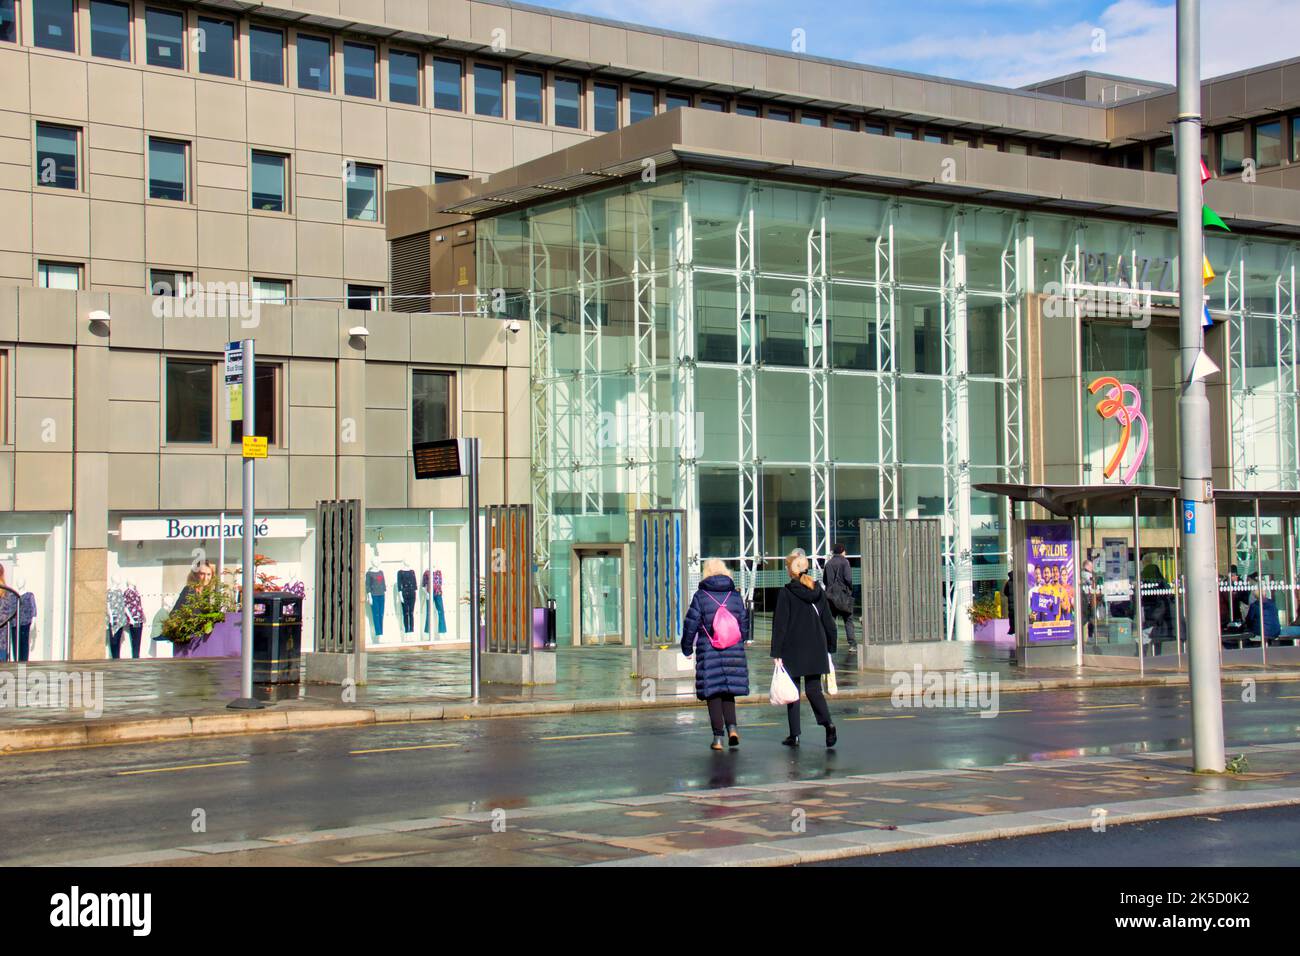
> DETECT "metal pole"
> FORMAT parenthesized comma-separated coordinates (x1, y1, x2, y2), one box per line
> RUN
(427, 508, 434, 641)
(1133, 494, 1144, 677)
(467, 437, 481, 698)
(218, 510, 226, 592)
(1255, 496, 1267, 666)
(1171, 497, 1183, 668)
(229, 338, 262, 709)
(1176, 0, 1225, 771)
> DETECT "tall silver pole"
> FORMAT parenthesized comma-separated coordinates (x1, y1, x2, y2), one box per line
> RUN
(467, 437, 480, 698)
(229, 338, 262, 708)
(1176, 0, 1225, 771)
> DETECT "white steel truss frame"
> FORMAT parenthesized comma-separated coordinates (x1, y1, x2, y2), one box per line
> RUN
(672, 200, 700, 571)
(577, 197, 604, 515)
(1277, 247, 1299, 488)
(940, 211, 972, 642)
(875, 203, 899, 518)
(807, 191, 831, 567)
(736, 184, 760, 598)
(1000, 218, 1027, 487)
(631, 191, 659, 505)
(528, 216, 555, 596)
(1225, 239, 1251, 484)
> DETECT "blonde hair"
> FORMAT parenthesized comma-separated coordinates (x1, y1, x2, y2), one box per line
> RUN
(701, 558, 732, 579)
(785, 550, 814, 589)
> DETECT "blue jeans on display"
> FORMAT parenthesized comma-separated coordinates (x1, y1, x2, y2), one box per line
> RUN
(370, 593, 385, 636)
(432, 593, 446, 634)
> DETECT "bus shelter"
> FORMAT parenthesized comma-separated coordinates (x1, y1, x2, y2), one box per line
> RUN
(975, 483, 1300, 674)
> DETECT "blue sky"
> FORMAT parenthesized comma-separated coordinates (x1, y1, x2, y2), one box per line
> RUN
(542, 0, 1300, 88)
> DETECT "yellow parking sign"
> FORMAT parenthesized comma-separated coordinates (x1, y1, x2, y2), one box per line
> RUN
(242, 436, 268, 459)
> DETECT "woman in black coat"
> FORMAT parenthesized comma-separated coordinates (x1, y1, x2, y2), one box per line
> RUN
(770, 550, 837, 748)
(682, 559, 750, 751)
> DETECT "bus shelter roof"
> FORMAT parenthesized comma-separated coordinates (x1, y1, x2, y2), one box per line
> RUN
(974, 483, 1300, 519)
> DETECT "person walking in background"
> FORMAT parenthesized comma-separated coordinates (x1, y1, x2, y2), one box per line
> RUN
(771, 549, 837, 748)
(823, 542, 857, 650)
(1003, 570, 1016, 637)
(682, 559, 750, 751)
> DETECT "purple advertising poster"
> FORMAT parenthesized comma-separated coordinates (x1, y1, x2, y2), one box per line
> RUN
(1025, 522, 1076, 644)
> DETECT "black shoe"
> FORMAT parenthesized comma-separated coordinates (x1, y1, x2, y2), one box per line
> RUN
(711, 736, 724, 751)
(825, 724, 838, 748)
(728, 726, 740, 748)
(781, 735, 800, 747)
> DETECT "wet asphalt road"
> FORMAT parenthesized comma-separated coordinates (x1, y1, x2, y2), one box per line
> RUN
(1, 679, 1297, 865)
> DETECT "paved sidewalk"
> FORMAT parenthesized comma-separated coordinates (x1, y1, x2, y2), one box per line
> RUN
(2, 643, 1298, 753)
(61, 742, 1300, 867)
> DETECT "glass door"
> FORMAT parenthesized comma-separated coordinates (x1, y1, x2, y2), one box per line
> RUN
(578, 552, 624, 645)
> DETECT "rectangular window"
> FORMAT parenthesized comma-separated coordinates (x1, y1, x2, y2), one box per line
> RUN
(593, 83, 618, 132)
(629, 88, 655, 124)
(90, 0, 131, 61)
(251, 278, 289, 303)
(230, 363, 278, 444)
(250, 151, 287, 212)
(412, 370, 453, 445)
(699, 98, 726, 112)
(343, 41, 376, 98)
(389, 50, 420, 105)
(1256, 120, 1282, 168)
(864, 123, 886, 136)
(0, 0, 15, 44)
(433, 57, 462, 111)
(165, 359, 214, 445)
(296, 33, 331, 91)
(346, 285, 384, 310)
(767, 107, 792, 122)
(893, 127, 915, 140)
(34, 0, 76, 52)
(197, 17, 235, 77)
(736, 103, 759, 118)
(145, 7, 184, 69)
(1037, 145, 1061, 160)
(473, 63, 503, 117)
(434, 171, 467, 184)
(952, 135, 971, 148)
(665, 92, 691, 112)
(1294, 116, 1300, 163)
(831, 117, 854, 131)
(148, 137, 187, 201)
(1218, 128, 1245, 175)
(249, 25, 284, 85)
(980, 140, 1001, 151)
(800, 113, 825, 127)
(35, 123, 78, 190)
(1006, 141, 1028, 154)
(38, 261, 80, 289)
(515, 70, 542, 123)
(923, 131, 945, 144)
(345, 162, 380, 221)
(1153, 142, 1175, 174)
(554, 77, 581, 128)
(149, 269, 191, 296)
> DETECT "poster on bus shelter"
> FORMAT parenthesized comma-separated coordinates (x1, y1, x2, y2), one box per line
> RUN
(1025, 522, 1076, 644)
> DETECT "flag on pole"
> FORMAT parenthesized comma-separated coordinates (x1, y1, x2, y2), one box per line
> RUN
(1203, 205, 1230, 231)
(1203, 305, 1214, 328)
(1203, 255, 1216, 285)
(1200, 159, 1212, 184)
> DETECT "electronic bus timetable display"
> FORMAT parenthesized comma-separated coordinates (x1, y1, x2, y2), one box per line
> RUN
(412, 439, 466, 480)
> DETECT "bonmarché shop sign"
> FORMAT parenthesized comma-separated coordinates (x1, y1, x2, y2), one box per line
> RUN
(118, 516, 308, 542)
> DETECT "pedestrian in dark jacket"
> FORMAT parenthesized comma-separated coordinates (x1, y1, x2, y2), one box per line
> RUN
(823, 542, 856, 649)
(682, 559, 750, 751)
(771, 550, 837, 748)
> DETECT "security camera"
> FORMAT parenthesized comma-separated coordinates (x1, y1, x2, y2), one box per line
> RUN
(507, 319, 521, 334)
(88, 309, 110, 325)
(348, 325, 370, 337)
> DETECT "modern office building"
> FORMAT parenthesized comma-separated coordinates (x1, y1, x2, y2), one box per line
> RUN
(3, 0, 1300, 655)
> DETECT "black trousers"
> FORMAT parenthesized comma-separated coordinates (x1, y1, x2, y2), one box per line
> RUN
(109, 624, 142, 659)
(400, 592, 415, 632)
(706, 694, 738, 735)
(787, 675, 832, 737)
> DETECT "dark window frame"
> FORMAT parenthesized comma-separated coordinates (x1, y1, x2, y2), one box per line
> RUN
(296, 32, 333, 92)
(514, 68, 544, 124)
(432, 56, 463, 111)
(33, 0, 76, 52)
(147, 136, 189, 202)
(472, 61, 504, 117)
(196, 16, 237, 77)
(0, 0, 16, 45)
(343, 39, 377, 99)
(35, 122, 80, 191)
(144, 6, 186, 70)
(411, 369, 456, 446)
(388, 48, 421, 105)
(165, 357, 216, 446)
(554, 76, 582, 129)
(593, 82, 619, 132)
(248, 23, 286, 85)
(230, 362, 280, 445)
(250, 150, 289, 212)
(89, 0, 132, 61)
(345, 161, 382, 222)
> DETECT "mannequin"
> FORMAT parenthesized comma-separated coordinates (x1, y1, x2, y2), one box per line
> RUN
(13, 573, 34, 662)
(122, 579, 144, 659)
(397, 561, 417, 636)
(422, 567, 447, 635)
(106, 575, 128, 659)
(364, 558, 386, 641)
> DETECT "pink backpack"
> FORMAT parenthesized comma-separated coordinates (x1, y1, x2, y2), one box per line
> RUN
(701, 591, 743, 650)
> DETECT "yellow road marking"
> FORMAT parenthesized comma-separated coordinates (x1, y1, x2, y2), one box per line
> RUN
(970, 709, 1031, 715)
(350, 743, 459, 755)
(845, 715, 917, 721)
(117, 760, 248, 776)
(540, 731, 633, 741)
(1079, 703, 1140, 710)
(1278, 695, 1300, 700)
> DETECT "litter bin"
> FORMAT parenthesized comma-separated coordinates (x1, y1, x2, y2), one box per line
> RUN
(252, 591, 302, 683)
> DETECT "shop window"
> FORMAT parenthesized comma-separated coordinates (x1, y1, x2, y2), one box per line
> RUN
(148, 137, 188, 201)
(412, 370, 453, 445)
(1256, 120, 1282, 168)
(145, 7, 185, 70)
(296, 33, 331, 91)
(149, 269, 191, 297)
(389, 49, 420, 105)
(345, 162, 380, 222)
(473, 63, 503, 117)
(90, 0, 131, 61)
(35, 124, 79, 190)
(249, 25, 285, 85)
(554, 77, 581, 128)
(251, 278, 289, 304)
(34, 0, 75, 52)
(343, 41, 376, 99)
(197, 17, 235, 77)
(665, 92, 692, 112)
(347, 285, 384, 310)
(37, 261, 80, 289)
(0, 0, 15, 44)
(1218, 128, 1245, 175)
(735, 103, 759, 118)
(250, 151, 288, 212)
(165, 359, 214, 445)
(593, 83, 618, 132)
(629, 88, 655, 124)
(434, 171, 467, 184)
(230, 363, 279, 444)
(433, 57, 462, 111)
(515, 70, 543, 123)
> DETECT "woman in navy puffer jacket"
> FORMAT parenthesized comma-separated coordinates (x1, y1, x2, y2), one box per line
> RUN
(681, 559, 750, 751)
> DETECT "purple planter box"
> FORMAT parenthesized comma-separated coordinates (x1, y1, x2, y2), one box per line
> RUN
(171, 613, 242, 658)
(973, 618, 1013, 645)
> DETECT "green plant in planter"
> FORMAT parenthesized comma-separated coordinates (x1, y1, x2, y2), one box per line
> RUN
(161, 584, 237, 644)
(966, 594, 1001, 628)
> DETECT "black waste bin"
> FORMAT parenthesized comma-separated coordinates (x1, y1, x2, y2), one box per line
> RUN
(252, 591, 302, 683)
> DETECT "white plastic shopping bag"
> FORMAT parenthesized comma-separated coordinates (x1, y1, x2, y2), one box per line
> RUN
(770, 660, 800, 706)
(825, 655, 838, 695)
